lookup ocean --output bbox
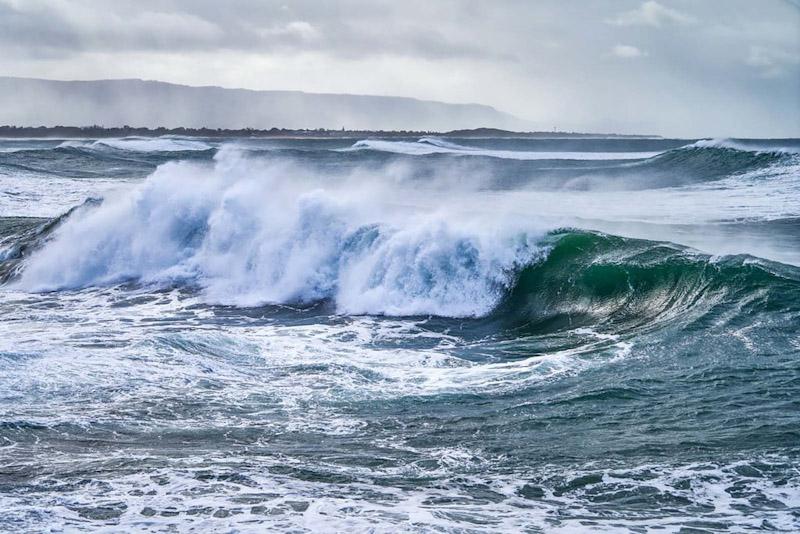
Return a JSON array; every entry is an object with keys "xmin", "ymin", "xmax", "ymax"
[{"xmin": 1, "ymin": 135, "xmax": 799, "ymax": 532}]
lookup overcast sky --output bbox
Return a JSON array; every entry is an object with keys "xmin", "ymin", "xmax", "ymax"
[{"xmin": 0, "ymin": 0, "xmax": 798, "ymax": 137}]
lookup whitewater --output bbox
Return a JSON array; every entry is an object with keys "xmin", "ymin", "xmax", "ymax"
[{"xmin": 1, "ymin": 135, "xmax": 800, "ymax": 532}]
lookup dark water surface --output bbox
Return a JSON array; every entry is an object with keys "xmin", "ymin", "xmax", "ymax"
[{"xmin": 1, "ymin": 136, "xmax": 799, "ymax": 532}]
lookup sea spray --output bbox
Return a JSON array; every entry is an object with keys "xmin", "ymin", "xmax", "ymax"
[{"xmin": 16, "ymin": 147, "xmax": 549, "ymax": 315}]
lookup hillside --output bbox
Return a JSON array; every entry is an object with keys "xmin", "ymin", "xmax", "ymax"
[{"xmin": 0, "ymin": 77, "xmax": 528, "ymax": 132}]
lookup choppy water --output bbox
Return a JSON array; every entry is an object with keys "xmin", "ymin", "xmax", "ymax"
[{"xmin": 1, "ymin": 135, "xmax": 800, "ymax": 532}]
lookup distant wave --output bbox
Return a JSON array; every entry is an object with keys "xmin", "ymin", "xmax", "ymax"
[
  {"xmin": 0, "ymin": 138, "xmax": 214, "ymax": 182},
  {"xmin": 614, "ymin": 140, "xmax": 798, "ymax": 186},
  {"xmin": 341, "ymin": 138, "xmax": 799, "ymax": 191},
  {"xmin": 58, "ymin": 137, "xmax": 213, "ymax": 153},
  {"xmin": 688, "ymin": 138, "xmax": 800, "ymax": 154},
  {"xmin": 345, "ymin": 137, "xmax": 663, "ymax": 160}
]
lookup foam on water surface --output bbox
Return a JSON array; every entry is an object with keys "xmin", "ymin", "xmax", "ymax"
[{"xmin": 1, "ymin": 136, "xmax": 800, "ymax": 532}]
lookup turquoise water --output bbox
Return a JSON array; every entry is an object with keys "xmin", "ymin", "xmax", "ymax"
[{"xmin": 1, "ymin": 136, "xmax": 799, "ymax": 532}]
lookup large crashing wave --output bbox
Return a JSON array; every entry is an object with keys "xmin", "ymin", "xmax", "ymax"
[
  {"xmin": 8, "ymin": 144, "xmax": 800, "ymax": 320},
  {"xmin": 11, "ymin": 202, "xmax": 799, "ymax": 326},
  {"xmin": 13, "ymin": 148, "xmax": 549, "ymax": 316}
]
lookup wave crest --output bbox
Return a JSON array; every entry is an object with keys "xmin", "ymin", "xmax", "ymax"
[
  {"xmin": 688, "ymin": 138, "xmax": 800, "ymax": 155},
  {"xmin": 346, "ymin": 137, "xmax": 662, "ymax": 160},
  {"xmin": 58, "ymin": 137, "xmax": 213, "ymax": 153}
]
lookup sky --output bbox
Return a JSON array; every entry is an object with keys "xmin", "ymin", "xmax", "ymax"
[{"xmin": 0, "ymin": 0, "xmax": 798, "ymax": 137}]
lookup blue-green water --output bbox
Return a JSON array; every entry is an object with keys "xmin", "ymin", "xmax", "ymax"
[{"xmin": 1, "ymin": 136, "xmax": 799, "ymax": 532}]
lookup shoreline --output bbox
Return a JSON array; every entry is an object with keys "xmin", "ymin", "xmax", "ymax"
[{"xmin": 0, "ymin": 125, "xmax": 660, "ymax": 139}]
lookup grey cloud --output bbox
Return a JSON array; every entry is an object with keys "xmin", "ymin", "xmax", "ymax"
[
  {"xmin": 745, "ymin": 45, "xmax": 800, "ymax": 78},
  {"xmin": 612, "ymin": 45, "xmax": 647, "ymax": 58},
  {"xmin": 0, "ymin": 0, "xmax": 505, "ymax": 60},
  {"xmin": 606, "ymin": 1, "xmax": 696, "ymax": 27},
  {"xmin": 0, "ymin": 0, "xmax": 797, "ymax": 137}
]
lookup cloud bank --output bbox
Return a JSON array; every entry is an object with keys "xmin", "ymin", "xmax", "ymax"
[{"xmin": 0, "ymin": 0, "xmax": 797, "ymax": 136}]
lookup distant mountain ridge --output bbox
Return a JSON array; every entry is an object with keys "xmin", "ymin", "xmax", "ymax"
[{"xmin": 0, "ymin": 77, "xmax": 529, "ymax": 131}]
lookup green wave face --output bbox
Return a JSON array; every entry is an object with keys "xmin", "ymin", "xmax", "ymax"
[{"xmin": 496, "ymin": 230, "xmax": 800, "ymax": 335}]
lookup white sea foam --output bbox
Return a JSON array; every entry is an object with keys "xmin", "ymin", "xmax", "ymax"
[
  {"xmin": 346, "ymin": 137, "xmax": 662, "ymax": 160},
  {"xmin": 2, "ymin": 446, "xmax": 796, "ymax": 533},
  {"xmin": 0, "ymin": 274, "xmax": 796, "ymax": 532},
  {"xmin": 0, "ymin": 173, "xmax": 135, "ymax": 217}
]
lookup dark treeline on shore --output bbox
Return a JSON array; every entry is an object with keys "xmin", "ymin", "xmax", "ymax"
[
  {"xmin": 0, "ymin": 125, "xmax": 432, "ymax": 139},
  {"xmin": 0, "ymin": 125, "xmax": 657, "ymax": 139}
]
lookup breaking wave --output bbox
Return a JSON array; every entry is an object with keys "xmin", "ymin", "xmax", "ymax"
[
  {"xmin": 10, "ymin": 160, "xmax": 549, "ymax": 316},
  {"xmin": 6, "ymin": 148, "xmax": 799, "ymax": 326},
  {"xmin": 346, "ymin": 137, "xmax": 663, "ymax": 160},
  {"xmin": 57, "ymin": 136, "xmax": 214, "ymax": 153},
  {"xmin": 689, "ymin": 137, "xmax": 800, "ymax": 154},
  {"xmin": 496, "ymin": 230, "xmax": 800, "ymax": 332}
]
